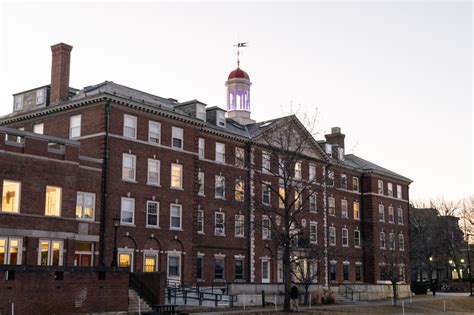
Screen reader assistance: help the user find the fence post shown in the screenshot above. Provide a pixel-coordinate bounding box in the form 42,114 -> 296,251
184,290 -> 187,305
262,290 -> 265,308
199,293 -> 203,306
167,287 -> 171,303
215,294 -> 218,307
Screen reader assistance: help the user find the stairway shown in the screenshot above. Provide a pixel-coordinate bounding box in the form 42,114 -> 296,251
128,289 -> 153,314
332,292 -> 353,304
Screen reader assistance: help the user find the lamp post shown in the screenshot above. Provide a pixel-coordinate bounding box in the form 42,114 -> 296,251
111,218 -> 120,267
466,233 -> 473,296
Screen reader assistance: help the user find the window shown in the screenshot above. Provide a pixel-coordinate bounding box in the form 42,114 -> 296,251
2,180 -> 21,213
380,265 -> 388,281
309,192 -> 317,212
235,179 -> 244,201
39,240 -> 63,266
147,159 -> 160,185
387,183 -> 393,197
340,174 -> 347,189
121,197 -> 135,224
198,138 -> 205,159
294,161 -> 302,179
215,142 -> 225,163
341,200 -> 348,218
378,180 -> 384,195
119,251 -> 133,271
146,201 -> 159,227
294,189 -> 301,210
399,234 -> 405,251
74,242 -> 93,267
198,172 -> 205,196
327,171 -> 334,187
170,204 -> 182,230
342,228 -> 349,247
168,254 -> 181,279
215,175 -> 225,198
328,197 -> 335,216
398,208 -> 404,225
354,230 -> 361,247
235,147 -> 245,167
45,186 -> 61,216
388,206 -> 394,223
36,89 -> 45,104
235,258 -> 244,280
343,264 -> 349,281
330,263 -> 336,281
262,152 -> 271,173
262,183 -> 271,205
122,154 -> 136,181
261,259 -> 270,283
172,127 -> 183,149
262,215 -> 271,240
33,123 -> 44,134
14,94 -> 23,111
215,257 -> 225,279
144,253 -> 158,272
397,185 -> 402,199
149,121 -> 161,144
353,177 -> 359,192
310,223 -> 317,244
123,115 -> 137,139
355,265 -> 362,281
215,212 -> 225,236
378,204 -> 385,222
235,214 -> 244,237
380,232 -> 386,249
354,201 -> 360,220
0,238 -> 22,265
196,256 -> 204,279
171,163 -> 183,189
309,164 -> 316,182
196,105 -> 206,121
216,111 -> 226,128
329,226 -> 336,245
76,192 -> 95,220
389,232 -> 395,250
197,210 -> 204,234
69,115 -> 81,138
278,186 -> 285,209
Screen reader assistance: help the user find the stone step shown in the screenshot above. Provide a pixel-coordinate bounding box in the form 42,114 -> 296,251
128,289 -> 153,313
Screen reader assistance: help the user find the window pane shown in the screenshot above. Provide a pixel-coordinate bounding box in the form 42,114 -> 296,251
40,241 -> 49,266
2,180 -> 21,213
0,239 -> 5,264
171,164 -> 182,188
119,253 -> 131,269
52,241 -> 61,265
45,186 -> 61,216
145,255 -> 156,272
169,256 -> 180,277
9,239 -> 19,265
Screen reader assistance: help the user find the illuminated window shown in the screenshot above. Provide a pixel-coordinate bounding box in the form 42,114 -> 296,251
235,147 -> 245,167
294,161 -> 302,179
146,201 -> 159,227
341,199 -> 348,218
279,186 -> 285,209
262,183 -> 271,205
235,214 -> 244,237
45,186 -> 61,216
198,138 -> 205,159
148,121 -> 161,144
354,230 -> 361,247
76,192 -> 95,220
215,212 -> 225,236
198,172 -> 205,196
171,163 -> 183,189
262,215 -> 271,240
121,197 -> 135,225
170,204 -> 182,230
0,238 -> 22,265
118,251 -> 133,271
144,253 -> 158,272
354,201 -> 360,220
122,154 -> 136,181
172,127 -> 183,149
235,179 -> 244,201
123,114 -> 137,139
215,142 -> 225,163
342,228 -> 349,247
294,189 -> 301,210
329,226 -> 336,245
39,240 -> 63,266
2,180 -> 21,213
69,115 -> 81,138
328,197 -> 335,216
147,158 -> 160,185
215,175 -> 225,198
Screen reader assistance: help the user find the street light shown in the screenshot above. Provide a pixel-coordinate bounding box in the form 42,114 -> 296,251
466,233 -> 473,297
111,217 -> 120,267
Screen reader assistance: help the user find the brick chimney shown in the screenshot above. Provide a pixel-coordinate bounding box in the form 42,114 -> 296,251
50,43 -> 73,105
325,127 -> 345,149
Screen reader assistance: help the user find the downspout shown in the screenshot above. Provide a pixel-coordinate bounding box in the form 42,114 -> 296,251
99,100 -> 111,266
245,142 -> 253,283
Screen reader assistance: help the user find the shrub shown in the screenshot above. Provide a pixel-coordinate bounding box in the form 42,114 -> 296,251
310,289 -> 324,305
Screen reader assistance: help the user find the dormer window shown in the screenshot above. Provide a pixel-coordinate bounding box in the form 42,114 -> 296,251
325,143 -> 332,156
196,105 -> 206,121
13,95 -> 23,111
36,89 -> 45,105
216,111 -> 226,128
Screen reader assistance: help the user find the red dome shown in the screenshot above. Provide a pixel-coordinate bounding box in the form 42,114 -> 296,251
228,67 -> 250,80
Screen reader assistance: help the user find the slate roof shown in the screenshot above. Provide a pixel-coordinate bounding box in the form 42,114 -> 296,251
343,154 -> 412,183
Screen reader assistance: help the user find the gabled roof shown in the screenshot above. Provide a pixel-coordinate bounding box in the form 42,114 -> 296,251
344,154 -> 412,183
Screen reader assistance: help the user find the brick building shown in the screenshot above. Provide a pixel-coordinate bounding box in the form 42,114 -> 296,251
0,43 -> 412,287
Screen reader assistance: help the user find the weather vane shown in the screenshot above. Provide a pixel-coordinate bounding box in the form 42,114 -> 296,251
233,41 -> 248,68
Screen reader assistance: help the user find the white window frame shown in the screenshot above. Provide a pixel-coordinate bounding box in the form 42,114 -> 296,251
329,226 -> 336,246
69,114 -> 81,139
171,126 -> 184,149
262,183 -> 271,205
36,89 -> 45,104
198,138 -> 205,159
123,114 -> 137,139
143,250 -> 159,272
214,256 -> 225,279
354,201 -> 360,220
261,259 -> 271,283
328,197 -> 336,216
309,191 -> 317,213
75,191 -> 95,221
1,180 -> 21,213
388,206 -> 394,223
389,232 -> 395,250
262,215 -> 271,240
14,94 -> 23,111
340,174 -> 347,189
235,147 -> 245,167
398,207 -> 404,225
148,121 -> 161,144
121,197 -> 135,225
170,204 -> 182,230
147,158 -> 161,186
215,142 -> 225,163
379,204 -> 385,222
327,170 -> 334,187
310,223 -> 318,244
342,228 -> 349,247
354,230 -> 361,247
397,185 -> 402,199
197,210 -> 204,234
294,161 -> 302,180
118,248 -> 134,271
216,111 -> 226,128
380,232 -> 386,249
122,153 -> 136,181
235,179 -> 244,201
399,234 -> 405,251
0,237 -> 23,265
196,104 -> 206,121
38,239 -> 63,266
167,252 -> 181,280
33,123 -> 44,134
235,214 -> 244,237
45,186 -> 62,217
378,180 -> 384,195
146,201 -> 159,228
353,177 -> 359,191
214,211 -> 225,236
262,151 -> 271,173
171,163 -> 183,189
341,199 -> 348,218
215,175 -> 225,199
198,172 -> 205,196
309,164 -> 316,182
387,183 -> 393,197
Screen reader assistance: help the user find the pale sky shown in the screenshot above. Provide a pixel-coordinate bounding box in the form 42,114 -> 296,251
0,1 -> 472,202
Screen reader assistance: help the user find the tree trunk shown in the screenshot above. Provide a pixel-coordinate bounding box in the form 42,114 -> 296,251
392,280 -> 397,307
283,244 -> 291,312
304,286 -> 309,305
